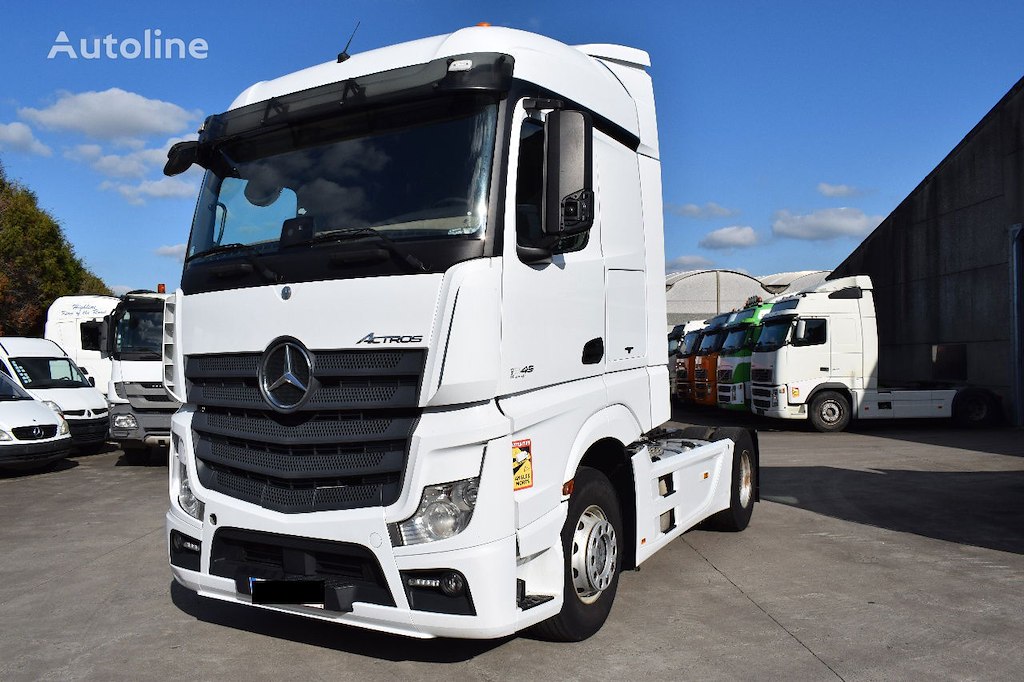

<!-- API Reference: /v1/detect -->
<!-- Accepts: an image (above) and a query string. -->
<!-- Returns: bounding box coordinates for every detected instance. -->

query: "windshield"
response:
[185,96,497,269]
[9,357,90,389]
[680,331,701,356]
[698,330,727,355]
[0,372,32,401]
[113,308,163,360]
[721,326,750,354]
[755,319,794,352]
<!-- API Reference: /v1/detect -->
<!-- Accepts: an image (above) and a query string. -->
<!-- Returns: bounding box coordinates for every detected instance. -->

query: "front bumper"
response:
[109,403,174,449]
[0,438,72,469]
[717,382,747,410]
[167,509,519,639]
[166,401,533,639]
[750,385,806,419]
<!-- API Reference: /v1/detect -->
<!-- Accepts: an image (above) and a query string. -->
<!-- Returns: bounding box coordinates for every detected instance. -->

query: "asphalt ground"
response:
[1,413,1022,681]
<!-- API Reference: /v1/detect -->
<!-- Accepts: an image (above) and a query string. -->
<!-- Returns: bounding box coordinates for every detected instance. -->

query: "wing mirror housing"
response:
[164,141,199,177]
[542,109,594,238]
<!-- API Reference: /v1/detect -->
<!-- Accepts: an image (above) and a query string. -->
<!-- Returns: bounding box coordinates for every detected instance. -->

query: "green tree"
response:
[0,159,112,336]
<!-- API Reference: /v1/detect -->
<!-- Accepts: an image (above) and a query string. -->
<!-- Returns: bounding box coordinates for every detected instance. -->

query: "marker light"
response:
[157,283,166,293]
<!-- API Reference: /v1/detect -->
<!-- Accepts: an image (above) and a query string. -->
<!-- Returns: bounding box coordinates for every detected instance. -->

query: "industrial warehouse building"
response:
[831,75,1024,425]
[665,269,829,326]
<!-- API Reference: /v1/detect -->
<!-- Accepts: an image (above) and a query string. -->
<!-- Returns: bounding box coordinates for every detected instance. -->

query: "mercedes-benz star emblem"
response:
[258,338,316,413]
[31,426,42,438]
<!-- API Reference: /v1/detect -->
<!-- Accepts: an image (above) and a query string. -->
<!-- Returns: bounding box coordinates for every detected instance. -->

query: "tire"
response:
[532,466,623,642]
[953,389,996,427]
[809,390,851,432]
[704,427,756,532]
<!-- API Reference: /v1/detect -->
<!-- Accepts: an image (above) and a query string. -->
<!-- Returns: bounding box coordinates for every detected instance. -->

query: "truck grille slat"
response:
[751,368,773,383]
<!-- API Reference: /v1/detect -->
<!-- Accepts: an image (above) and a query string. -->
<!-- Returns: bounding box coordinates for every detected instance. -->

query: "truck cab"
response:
[716,301,772,411]
[749,275,986,431]
[692,312,734,406]
[102,292,181,457]
[159,27,757,641]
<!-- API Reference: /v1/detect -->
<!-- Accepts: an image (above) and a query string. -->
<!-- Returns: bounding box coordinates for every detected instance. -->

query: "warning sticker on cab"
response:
[512,439,533,491]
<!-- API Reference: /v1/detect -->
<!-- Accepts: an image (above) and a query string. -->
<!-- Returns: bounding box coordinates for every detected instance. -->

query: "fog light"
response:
[440,571,465,597]
[113,414,138,430]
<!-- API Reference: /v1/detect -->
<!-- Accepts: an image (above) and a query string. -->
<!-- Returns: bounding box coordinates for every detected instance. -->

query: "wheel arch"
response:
[563,404,641,570]
[806,383,856,417]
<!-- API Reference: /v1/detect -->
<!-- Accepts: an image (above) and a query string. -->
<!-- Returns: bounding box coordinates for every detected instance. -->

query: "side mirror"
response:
[543,109,594,238]
[164,141,199,177]
[80,321,106,352]
[792,319,807,346]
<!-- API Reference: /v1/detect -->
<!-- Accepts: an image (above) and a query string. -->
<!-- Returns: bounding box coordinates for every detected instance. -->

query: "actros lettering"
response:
[356,333,424,345]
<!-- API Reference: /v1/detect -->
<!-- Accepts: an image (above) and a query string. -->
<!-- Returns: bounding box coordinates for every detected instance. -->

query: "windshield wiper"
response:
[312,227,428,272]
[185,242,279,282]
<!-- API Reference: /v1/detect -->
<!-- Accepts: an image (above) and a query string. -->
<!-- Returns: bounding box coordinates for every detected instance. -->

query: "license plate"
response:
[250,578,325,606]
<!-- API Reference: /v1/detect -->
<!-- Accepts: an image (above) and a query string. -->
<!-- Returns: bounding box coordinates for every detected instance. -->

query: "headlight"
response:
[177,460,204,520]
[113,414,139,430]
[390,478,479,546]
[0,430,11,442]
[42,400,63,415]
[58,418,70,435]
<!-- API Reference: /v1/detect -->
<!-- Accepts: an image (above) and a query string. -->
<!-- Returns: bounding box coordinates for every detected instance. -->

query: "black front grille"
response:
[752,368,773,383]
[186,349,425,513]
[694,368,708,381]
[67,417,109,441]
[210,527,394,607]
[717,369,733,383]
[12,425,58,440]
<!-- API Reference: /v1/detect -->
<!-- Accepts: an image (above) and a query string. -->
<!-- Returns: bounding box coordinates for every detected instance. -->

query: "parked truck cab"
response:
[750,275,994,431]
[692,312,733,406]
[160,27,758,641]
[716,301,773,411]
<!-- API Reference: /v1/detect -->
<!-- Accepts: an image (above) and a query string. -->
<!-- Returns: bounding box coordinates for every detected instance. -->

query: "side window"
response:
[0,362,10,376]
[802,319,827,346]
[515,117,588,258]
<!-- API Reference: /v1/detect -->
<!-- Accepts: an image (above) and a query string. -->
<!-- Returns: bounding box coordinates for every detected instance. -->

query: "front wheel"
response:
[531,466,623,642]
[809,390,851,432]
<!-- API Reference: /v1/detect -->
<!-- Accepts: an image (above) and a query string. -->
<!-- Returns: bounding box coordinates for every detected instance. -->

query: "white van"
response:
[0,372,72,470]
[0,338,110,450]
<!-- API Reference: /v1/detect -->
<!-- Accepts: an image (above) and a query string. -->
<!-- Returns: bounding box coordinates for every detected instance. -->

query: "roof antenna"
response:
[337,20,361,63]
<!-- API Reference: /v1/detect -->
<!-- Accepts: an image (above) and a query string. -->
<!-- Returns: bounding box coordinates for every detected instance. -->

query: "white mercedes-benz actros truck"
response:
[161,27,758,641]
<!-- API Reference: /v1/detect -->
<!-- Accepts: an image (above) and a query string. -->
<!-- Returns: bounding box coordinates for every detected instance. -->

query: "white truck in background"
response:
[47,291,181,460]
[750,275,997,431]
[45,295,119,390]
[159,27,758,641]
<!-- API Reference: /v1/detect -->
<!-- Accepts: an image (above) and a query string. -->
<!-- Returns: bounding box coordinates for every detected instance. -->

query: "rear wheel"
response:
[532,466,623,642]
[704,427,756,531]
[809,390,851,432]
[953,389,996,427]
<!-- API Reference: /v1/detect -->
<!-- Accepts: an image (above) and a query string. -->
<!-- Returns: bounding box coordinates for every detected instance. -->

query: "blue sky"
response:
[1,1,1022,292]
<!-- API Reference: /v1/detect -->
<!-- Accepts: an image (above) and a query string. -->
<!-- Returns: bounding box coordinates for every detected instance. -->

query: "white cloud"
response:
[667,254,714,271]
[154,244,187,262]
[64,143,103,161]
[666,201,739,219]
[772,208,883,241]
[101,176,198,205]
[817,182,861,198]
[698,225,759,250]
[19,88,200,140]
[109,284,134,296]
[0,121,52,156]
